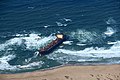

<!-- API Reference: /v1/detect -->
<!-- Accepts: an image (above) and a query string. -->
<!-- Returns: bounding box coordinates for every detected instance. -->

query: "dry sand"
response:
[0,65,120,80]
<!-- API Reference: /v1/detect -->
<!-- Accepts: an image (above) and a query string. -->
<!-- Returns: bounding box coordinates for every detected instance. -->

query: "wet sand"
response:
[0,65,120,80]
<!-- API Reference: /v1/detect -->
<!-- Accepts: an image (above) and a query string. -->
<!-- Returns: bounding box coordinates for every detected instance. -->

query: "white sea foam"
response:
[23,34,56,50]
[56,21,63,26]
[107,41,117,45]
[63,18,72,22]
[44,25,51,28]
[76,43,86,46]
[106,17,116,25]
[15,34,27,37]
[47,52,101,64]
[44,25,49,28]
[0,33,54,71]
[0,38,22,51]
[56,21,67,26]
[0,61,17,70]
[70,29,101,43]
[18,61,43,69]
[0,55,16,61]
[56,41,120,58]
[0,38,21,51]
[0,55,17,70]
[63,41,73,45]
[0,54,43,70]
[0,33,56,51]
[104,27,116,36]
[47,41,120,63]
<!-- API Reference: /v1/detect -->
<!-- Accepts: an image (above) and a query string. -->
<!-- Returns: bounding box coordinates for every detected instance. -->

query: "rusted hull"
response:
[39,39,64,55]
[39,34,67,56]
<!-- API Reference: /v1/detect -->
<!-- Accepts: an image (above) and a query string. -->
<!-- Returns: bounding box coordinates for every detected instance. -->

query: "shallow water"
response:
[0,0,120,73]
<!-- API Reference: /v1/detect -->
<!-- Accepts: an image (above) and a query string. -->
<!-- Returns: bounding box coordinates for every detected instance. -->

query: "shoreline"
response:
[1,63,118,74]
[0,64,120,80]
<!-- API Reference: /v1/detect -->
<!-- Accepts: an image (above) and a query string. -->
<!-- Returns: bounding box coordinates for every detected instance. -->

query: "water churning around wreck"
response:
[0,0,120,73]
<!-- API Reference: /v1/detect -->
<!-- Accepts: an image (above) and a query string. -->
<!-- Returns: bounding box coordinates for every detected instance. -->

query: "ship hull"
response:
[38,34,67,56]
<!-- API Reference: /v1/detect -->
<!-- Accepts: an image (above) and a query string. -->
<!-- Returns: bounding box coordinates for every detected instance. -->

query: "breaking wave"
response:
[0,27,119,73]
[47,27,120,64]
[1,0,120,74]
[0,54,43,72]
[0,33,55,73]
[0,33,56,51]
[104,27,116,37]
[47,41,120,64]
[70,29,104,44]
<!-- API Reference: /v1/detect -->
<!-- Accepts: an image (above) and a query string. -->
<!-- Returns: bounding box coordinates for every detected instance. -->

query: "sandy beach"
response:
[0,65,120,80]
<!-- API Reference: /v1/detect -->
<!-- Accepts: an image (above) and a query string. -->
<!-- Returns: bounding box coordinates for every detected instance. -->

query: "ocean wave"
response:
[47,41,120,63]
[104,27,116,37]
[76,43,87,46]
[63,18,72,22]
[0,31,119,72]
[107,41,117,45]
[0,52,43,71]
[0,33,55,72]
[70,29,103,44]
[63,41,73,45]
[0,55,17,70]
[106,17,117,25]
[56,21,67,27]
[0,33,56,51]
[18,61,44,69]
[22,33,56,50]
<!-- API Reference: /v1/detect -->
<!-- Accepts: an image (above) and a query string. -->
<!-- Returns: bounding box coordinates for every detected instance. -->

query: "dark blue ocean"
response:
[0,0,120,73]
